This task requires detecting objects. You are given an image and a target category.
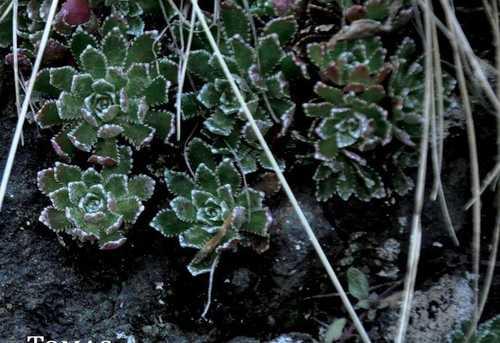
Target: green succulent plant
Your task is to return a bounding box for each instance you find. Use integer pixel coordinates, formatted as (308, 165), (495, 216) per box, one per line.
(150, 138), (272, 276)
(37, 146), (155, 249)
(178, 1), (299, 173)
(303, 37), (454, 201)
(102, 0), (146, 36)
(303, 37), (390, 201)
(389, 37), (456, 146)
(34, 20), (174, 165)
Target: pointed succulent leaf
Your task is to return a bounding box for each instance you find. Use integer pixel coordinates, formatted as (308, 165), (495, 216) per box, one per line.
(171, 196), (197, 222)
(242, 120), (272, 144)
(50, 66), (77, 91)
(229, 35), (255, 72)
(307, 43), (326, 69)
(237, 188), (264, 211)
(34, 69), (60, 97)
(107, 67), (127, 89)
(191, 190), (212, 208)
(67, 181), (88, 205)
(316, 176), (337, 202)
(80, 45), (107, 79)
(49, 187), (71, 210)
(280, 53), (309, 80)
(195, 164), (219, 194)
(217, 184), (235, 208)
(165, 170), (195, 198)
(221, 1), (250, 41)
(54, 162), (82, 184)
(181, 92), (203, 119)
(258, 34), (285, 76)
(102, 146), (133, 180)
(197, 83), (220, 108)
(314, 82), (344, 103)
(204, 110), (234, 136)
(109, 196), (143, 224)
(97, 124), (124, 139)
(106, 174), (129, 198)
(145, 111), (174, 143)
(37, 168), (63, 195)
(102, 28), (127, 67)
(39, 207), (72, 232)
(88, 139), (119, 166)
(92, 78), (115, 93)
(71, 73), (93, 97)
(101, 14), (128, 37)
(187, 138), (216, 171)
(82, 168), (103, 187)
(51, 128), (77, 162)
(122, 123), (155, 149)
(151, 209), (191, 236)
(315, 136), (339, 160)
(187, 50), (213, 81)
(216, 159), (241, 193)
(179, 226), (213, 249)
(303, 102), (335, 118)
(145, 76), (169, 106)
(70, 29), (98, 61)
(128, 175), (155, 201)
(36, 101), (62, 129)
(57, 92), (83, 120)
(68, 122), (98, 152)
(126, 63), (151, 97)
(156, 58), (178, 83)
(241, 209), (271, 236)
(125, 32), (157, 66)
(263, 16), (297, 45)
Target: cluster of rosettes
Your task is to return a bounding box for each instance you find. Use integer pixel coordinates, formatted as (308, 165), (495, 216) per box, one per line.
(22, 0), (448, 277)
(303, 36), (454, 202)
(179, 0), (301, 173)
(35, 19), (174, 165)
(37, 147), (155, 249)
(151, 138), (271, 275)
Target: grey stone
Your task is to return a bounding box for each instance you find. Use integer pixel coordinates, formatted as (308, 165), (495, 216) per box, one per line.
(373, 274), (474, 342)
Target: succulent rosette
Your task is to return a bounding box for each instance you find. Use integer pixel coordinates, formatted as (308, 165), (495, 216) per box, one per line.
(150, 138), (272, 276)
(35, 19), (175, 165)
(37, 147), (155, 249)
(178, 2), (301, 173)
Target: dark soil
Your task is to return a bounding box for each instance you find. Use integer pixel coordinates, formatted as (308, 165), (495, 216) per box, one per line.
(0, 2), (499, 342)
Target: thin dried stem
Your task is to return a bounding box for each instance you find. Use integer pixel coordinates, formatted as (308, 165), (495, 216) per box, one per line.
(427, 4), (459, 246)
(0, 0), (60, 211)
(201, 254), (220, 319)
(430, 7), (445, 200)
(176, 9), (196, 141)
(465, 1), (500, 340)
(439, 0), (482, 337)
(0, 1), (13, 23)
(418, 0), (500, 119)
(464, 162), (500, 210)
(189, 1), (371, 341)
(395, 2), (433, 340)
